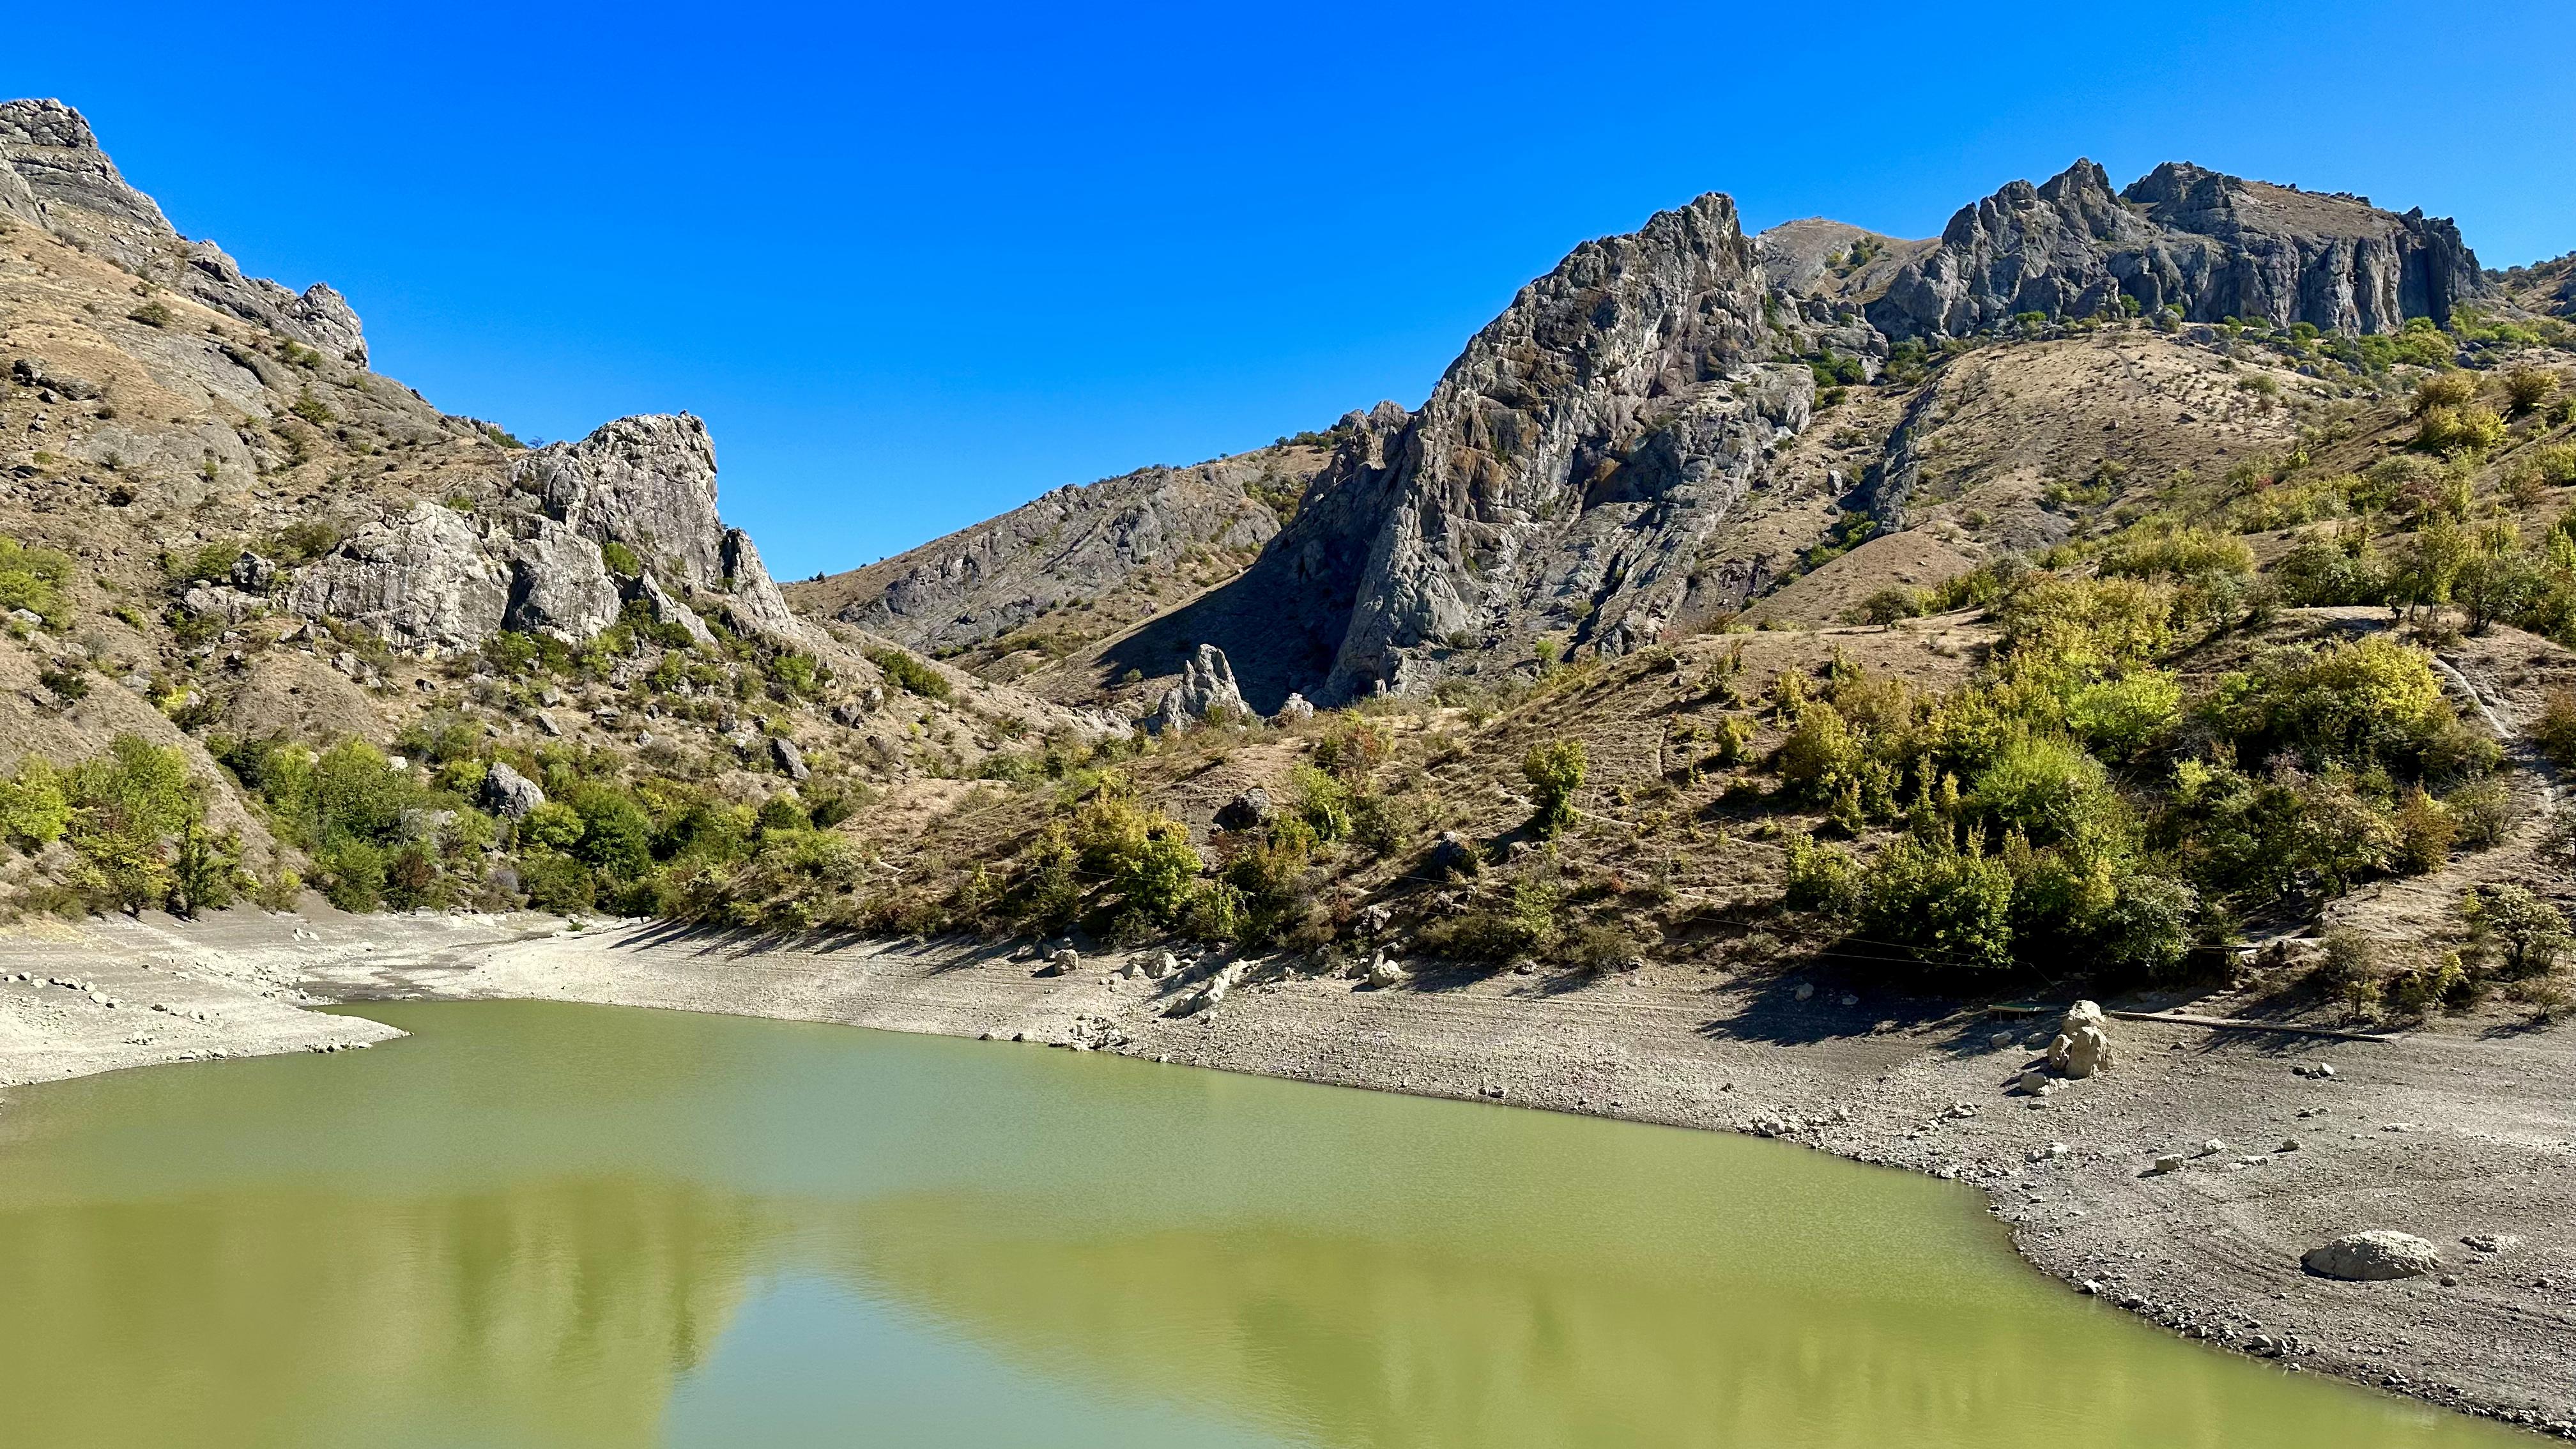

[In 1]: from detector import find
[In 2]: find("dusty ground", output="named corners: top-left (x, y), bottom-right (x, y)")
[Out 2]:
top-left (1, 906), bottom-right (2570, 1438)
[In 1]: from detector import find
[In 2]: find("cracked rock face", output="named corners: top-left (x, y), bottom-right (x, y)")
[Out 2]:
top-left (282, 414), bottom-right (809, 655)
top-left (1867, 159), bottom-right (2483, 341)
top-left (286, 503), bottom-right (509, 652)
top-left (1139, 193), bottom-right (1800, 706)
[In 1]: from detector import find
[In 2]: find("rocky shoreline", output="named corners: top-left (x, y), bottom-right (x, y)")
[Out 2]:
top-left (5, 908), bottom-right (2573, 1438)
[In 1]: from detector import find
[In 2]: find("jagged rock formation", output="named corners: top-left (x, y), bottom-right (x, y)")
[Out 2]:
top-left (1866, 160), bottom-right (2484, 341)
top-left (1154, 643), bottom-right (1248, 732)
top-left (792, 442), bottom-right (1321, 664)
top-left (280, 415), bottom-right (808, 654)
top-left (1095, 195), bottom-right (1809, 705)
top-left (0, 99), bottom-right (370, 365)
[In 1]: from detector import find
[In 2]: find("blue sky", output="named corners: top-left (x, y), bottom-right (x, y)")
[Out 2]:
top-left (8, 1), bottom-right (2573, 578)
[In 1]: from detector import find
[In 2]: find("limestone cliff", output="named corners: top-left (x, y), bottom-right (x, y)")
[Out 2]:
top-left (1866, 159), bottom-right (2485, 340)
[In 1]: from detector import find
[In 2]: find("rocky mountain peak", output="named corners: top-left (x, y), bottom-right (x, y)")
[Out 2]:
top-left (0, 98), bottom-right (369, 366)
top-left (1871, 158), bottom-right (2484, 341)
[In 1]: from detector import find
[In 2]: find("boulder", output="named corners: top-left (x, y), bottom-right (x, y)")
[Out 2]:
top-left (1275, 693), bottom-right (1316, 724)
top-left (1154, 643), bottom-right (1250, 732)
top-left (1038, 947), bottom-right (1080, 978)
top-left (1365, 952), bottom-right (1408, 989)
top-left (2047, 1000), bottom-right (2114, 1079)
top-left (1427, 831), bottom-right (1481, 878)
top-left (1144, 950), bottom-right (1179, 980)
top-left (229, 551), bottom-right (277, 592)
top-left (770, 736), bottom-right (810, 782)
top-left (2302, 1231), bottom-right (2442, 1282)
top-left (1213, 787), bottom-right (1275, 833)
top-left (479, 761), bottom-right (545, 819)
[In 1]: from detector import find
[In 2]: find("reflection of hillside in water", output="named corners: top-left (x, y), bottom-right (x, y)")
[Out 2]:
top-left (0, 1177), bottom-right (787, 1449)
top-left (0, 1002), bottom-right (2524, 1449)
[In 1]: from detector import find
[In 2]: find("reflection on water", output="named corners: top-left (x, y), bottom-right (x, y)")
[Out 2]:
top-left (0, 1002), bottom-right (2523, 1448)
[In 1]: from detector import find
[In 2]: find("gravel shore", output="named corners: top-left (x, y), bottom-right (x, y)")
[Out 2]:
top-left (6, 908), bottom-right (2572, 1437)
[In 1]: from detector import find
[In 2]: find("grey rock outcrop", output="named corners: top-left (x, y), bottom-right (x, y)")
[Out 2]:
top-left (0, 100), bottom-right (372, 365)
top-left (1274, 692), bottom-right (1315, 724)
top-left (509, 414), bottom-right (810, 645)
top-left (1155, 644), bottom-right (1248, 732)
top-left (1867, 159), bottom-right (2483, 341)
top-left (499, 518), bottom-right (623, 642)
top-left (632, 572), bottom-right (716, 647)
top-left (2302, 1231), bottom-right (2442, 1282)
top-left (479, 762), bottom-right (546, 820)
top-left (283, 413), bottom-right (811, 656)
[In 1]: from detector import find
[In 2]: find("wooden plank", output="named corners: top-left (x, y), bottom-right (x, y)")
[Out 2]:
top-left (2108, 1009), bottom-right (2400, 1043)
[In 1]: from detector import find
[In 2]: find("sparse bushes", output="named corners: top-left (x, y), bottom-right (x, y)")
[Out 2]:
top-left (1857, 586), bottom-right (1921, 626)
top-left (867, 647), bottom-right (951, 701)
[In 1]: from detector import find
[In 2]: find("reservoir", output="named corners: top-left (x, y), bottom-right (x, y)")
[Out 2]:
top-left (0, 1000), bottom-right (2523, 1448)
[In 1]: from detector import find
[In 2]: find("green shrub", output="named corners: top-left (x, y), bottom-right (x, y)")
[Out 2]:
top-left (519, 851), bottom-right (597, 914)
top-left (2417, 403), bottom-right (2506, 454)
top-left (2465, 884), bottom-right (2569, 977)
top-left (0, 756), bottom-right (70, 848)
top-left (600, 541), bottom-right (643, 579)
top-left (0, 536), bottom-right (75, 629)
top-left (1856, 838), bottom-right (2016, 972)
top-left (1782, 833), bottom-right (1860, 914)
top-left (1857, 586), bottom-right (1921, 625)
top-left (1522, 739), bottom-right (1587, 838)
top-left (868, 647), bottom-right (951, 700)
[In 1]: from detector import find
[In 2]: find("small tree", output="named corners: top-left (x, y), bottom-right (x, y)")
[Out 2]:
top-left (1522, 739), bottom-right (1587, 838)
top-left (1858, 586), bottom-right (1922, 627)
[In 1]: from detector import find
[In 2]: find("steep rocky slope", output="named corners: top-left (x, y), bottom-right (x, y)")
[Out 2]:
top-left (0, 99), bottom-right (1100, 917)
top-left (786, 437), bottom-right (1331, 677)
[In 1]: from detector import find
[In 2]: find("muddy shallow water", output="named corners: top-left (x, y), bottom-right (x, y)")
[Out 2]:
top-left (0, 1000), bottom-right (2524, 1448)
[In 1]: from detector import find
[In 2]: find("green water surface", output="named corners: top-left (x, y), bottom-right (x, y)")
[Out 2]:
top-left (0, 1000), bottom-right (2523, 1448)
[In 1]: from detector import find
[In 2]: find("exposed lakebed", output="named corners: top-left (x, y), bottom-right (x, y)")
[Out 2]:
top-left (0, 1000), bottom-right (2524, 1448)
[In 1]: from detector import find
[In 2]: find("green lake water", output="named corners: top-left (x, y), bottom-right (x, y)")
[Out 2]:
top-left (0, 1000), bottom-right (2525, 1448)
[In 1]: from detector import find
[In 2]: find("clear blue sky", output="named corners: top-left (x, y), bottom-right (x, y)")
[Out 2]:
top-left (8, 2), bottom-right (2573, 578)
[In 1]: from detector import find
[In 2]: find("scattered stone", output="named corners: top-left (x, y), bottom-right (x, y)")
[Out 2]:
top-left (1037, 948), bottom-right (1080, 978)
top-left (1365, 952), bottom-right (1408, 989)
top-left (2151, 1153), bottom-right (2186, 1174)
top-left (2198, 1138), bottom-right (2228, 1156)
top-left (2462, 1234), bottom-right (2522, 1254)
top-left (1274, 692), bottom-right (1316, 723)
top-left (1794, 982), bottom-right (1815, 1002)
top-left (2303, 1231), bottom-right (2442, 1282)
